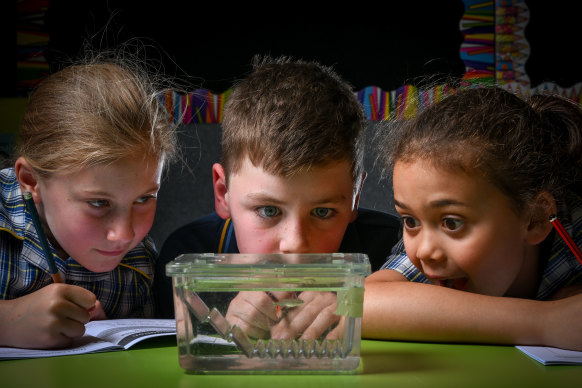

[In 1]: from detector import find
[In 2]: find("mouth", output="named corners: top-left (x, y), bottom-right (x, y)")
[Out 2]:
top-left (437, 278), bottom-right (468, 291)
top-left (96, 249), bottom-right (127, 257)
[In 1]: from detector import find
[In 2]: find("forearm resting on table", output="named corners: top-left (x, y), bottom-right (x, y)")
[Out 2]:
top-left (0, 299), bottom-right (17, 345)
top-left (362, 271), bottom-right (579, 350)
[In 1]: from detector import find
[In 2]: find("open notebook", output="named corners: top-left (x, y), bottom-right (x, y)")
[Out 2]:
top-left (516, 345), bottom-right (582, 365)
top-left (0, 319), bottom-right (176, 360)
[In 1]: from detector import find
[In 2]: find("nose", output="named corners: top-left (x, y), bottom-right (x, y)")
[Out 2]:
top-left (278, 216), bottom-right (311, 253)
top-left (106, 210), bottom-right (135, 244)
top-left (414, 228), bottom-right (445, 264)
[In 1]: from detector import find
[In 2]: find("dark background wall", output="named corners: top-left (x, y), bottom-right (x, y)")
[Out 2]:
top-left (9, 1), bottom-right (472, 96)
top-left (3, 1), bottom-right (581, 97)
top-left (41, 1), bottom-right (468, 93)
top-left (2, 0), bottom-right (581, 248)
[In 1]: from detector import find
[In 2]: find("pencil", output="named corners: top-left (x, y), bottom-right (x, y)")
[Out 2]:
top-left (23, 191), bottom-right (62, 283)
top-left (549, 214), bottom-right (582, 266)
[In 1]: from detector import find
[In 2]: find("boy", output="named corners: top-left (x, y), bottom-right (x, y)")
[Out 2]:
top-left (154, 55), bottom-right (400, 337)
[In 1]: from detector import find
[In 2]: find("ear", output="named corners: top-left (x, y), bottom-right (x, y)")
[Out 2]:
top-left (525, 190), bottom-right (557, 245)
top-left (212, 163), bottom-right (231, 220)
top-left (350, 171), bottom-right (367, 222)
top-left (14, 157), bottom-right (41, 202)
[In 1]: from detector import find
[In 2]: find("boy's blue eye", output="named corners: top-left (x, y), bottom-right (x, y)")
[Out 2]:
top-left (136, 194), bottom-right (157, 204)
top-left (312, 207), bottom-right (332, 218)
top-left (257, 206), bottom-right (280, 218)
top-left (442, 217), bottom-right (463, 231)
top-left (88, 199), bottom-right (109, 208)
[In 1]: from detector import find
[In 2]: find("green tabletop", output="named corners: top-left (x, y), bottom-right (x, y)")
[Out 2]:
top-left (1, 337), bottom-right (580, 387)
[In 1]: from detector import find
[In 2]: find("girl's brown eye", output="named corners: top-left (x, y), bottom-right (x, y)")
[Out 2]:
top-left (403, 217), bottom-right (418, 229)
top-left (443, 218), bottom-right (463, 231)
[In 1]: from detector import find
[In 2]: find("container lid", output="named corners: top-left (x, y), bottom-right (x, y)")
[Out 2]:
top-left (166, 253), bottom-right (371, 282)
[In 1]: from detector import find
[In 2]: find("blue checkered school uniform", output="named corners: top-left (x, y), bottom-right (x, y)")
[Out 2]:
top-left (380, 196), bottom-right (582, 300)
top-left (0, 168), bottom-right (157, 318)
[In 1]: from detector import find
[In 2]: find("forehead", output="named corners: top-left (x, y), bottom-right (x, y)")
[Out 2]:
top-left (393, 159), bottom-right (516, 214)
top-left (228, 156), bottom-right (355, 182)
top-left (394, 159), bottom-right (484, 193)
top-left (42, 156), bottom-right (163, 191)
top-left (228, 157), bottom-right (355, 199)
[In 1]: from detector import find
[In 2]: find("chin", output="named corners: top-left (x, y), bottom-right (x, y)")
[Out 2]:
top-left (85, 257), bottom-right (124, 273)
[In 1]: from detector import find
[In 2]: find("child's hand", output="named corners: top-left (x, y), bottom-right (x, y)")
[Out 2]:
top-left (88, 299), bottom-right (107, 321)
top-left (0, 283), bottom-right (100, 349)
top-left (270, 291), bottom-right (340, 340)
top-left (225, 291), bottom-right (295, 338)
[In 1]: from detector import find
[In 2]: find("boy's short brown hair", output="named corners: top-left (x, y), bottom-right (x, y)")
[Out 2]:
top-left (221, 55), bottom-right (366, 191)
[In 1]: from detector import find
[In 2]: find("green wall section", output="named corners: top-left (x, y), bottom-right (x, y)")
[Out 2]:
top-left (0, 97), bottom-right (27, 156)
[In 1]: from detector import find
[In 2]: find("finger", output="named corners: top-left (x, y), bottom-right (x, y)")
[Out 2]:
top-left (300, 306), bottom-right (340, 340)
top-left (88, 300), bottom-right (107, 320)
top-left (271, 292), bottom-right (339, 339)
top-left (226, 311), bottom-right (270, 339)
top-left (59, 284), bottom-right (98, 311)
top-left (41, 303), bottom-right (88, 342)
top-left (325, 322), bottom-right (342, 340)
top-left (269, 291), bottom-right (297, 301)
top-left (46, 285), bottom-right (98, 325)
top-left (235, 292), bottom-right (281, 327)
top-left (284, 291), bottom-right (336, 322)
top-left (271, 305), bottom-right (316, 339)
top-left (275, 303), bottom-right (339, 340)
top-left (325, 316), bottom-right (345, 340)
top-left (226, 292), bottom-right (276, 338)
top-left (247, 292), bottom-right (281, 322)
top-left (46, 296), bottom-right (92, 326)
top-left (57, 315), bottom-right (89, 339)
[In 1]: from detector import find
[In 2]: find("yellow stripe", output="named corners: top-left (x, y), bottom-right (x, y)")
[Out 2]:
top-left (119, 262), bottom-right (151, 279)
top-left (218, 218), bottom-right (231, 253)
top-left (0, 227), bottom-right (24, 241)
top-left (411, 272), bottom-right (425, 282)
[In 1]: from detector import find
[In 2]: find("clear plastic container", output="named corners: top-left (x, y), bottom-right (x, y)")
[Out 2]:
top-left (166, 253), bottom-right (371, 374)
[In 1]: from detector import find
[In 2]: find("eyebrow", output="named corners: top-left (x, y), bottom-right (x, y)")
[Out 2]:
top-left (246, 193), bottom-right (284, 204)
top-left (394, 198), bottom-right (468, 210)
top-left (246, 192), bottom-right (348, 205)
top-left (81, 185), bottom-right (160, 197)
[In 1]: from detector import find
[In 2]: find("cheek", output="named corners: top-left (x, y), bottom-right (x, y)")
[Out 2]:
top-left (236, 228), bottom-right (277, 254)
top-left (51, 212), bottom-right (100, 244)
top-left (445, 228), bottom-right (524, 295)
top-left (402, 233), bottom-right (421, 267)
top-left (467, 236), bottom-right (523, 287)
top-left (452, 245), bottom-right (484, 273)
top-left (461, 226), bottom-right (519, 266)
top-left (302, 216), bottom-right (352, 253)
top-left (311, 228), bottom-right (346, 253)
top-left (51, 218), bottom-right (103, 262)
top-left (135, 208), bottom-right (157, 240)
top-left (230, 208), bottom-right (280, 253)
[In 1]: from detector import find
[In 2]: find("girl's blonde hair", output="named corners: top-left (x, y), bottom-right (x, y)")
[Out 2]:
top-left (17, 52), bottom-right (177, 176)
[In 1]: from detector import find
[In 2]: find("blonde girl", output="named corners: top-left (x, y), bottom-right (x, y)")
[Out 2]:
top-left (0, 52), bottom-right (177, 349)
